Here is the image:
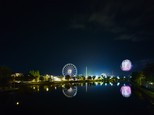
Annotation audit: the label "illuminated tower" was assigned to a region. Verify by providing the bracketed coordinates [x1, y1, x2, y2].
[86, 66, 88, 92]
[86, 66, 87, 80]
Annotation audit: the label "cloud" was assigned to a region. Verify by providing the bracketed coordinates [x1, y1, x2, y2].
[115, 30, 154, 42]
[88, 1, 118, 28]
[69, 0, 154, 42]
[114, 33, 145, 42]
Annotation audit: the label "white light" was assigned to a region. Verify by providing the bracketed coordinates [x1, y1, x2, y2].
[105, 83, 107, 86]
[109, 82, 113, 86]
[95, 75, 99, 79]
[149, 82, 153, 85]
[95, 82, 98, 86]
[46, 88, 49, 92]
[121, 59, 132, 71]
[100, 82, 103, 85]
[117, 82, 120, 86]
[16, 102, 19, 106]
[62, 86, 77, 98]
[117, 76, 120, 79]
[67, 88, 73, 92]
[62, 84, 65, 88]
[53, 77, 61, 81]
[55, 87, 57, 90]
[101, 73, 107, 78]
[68, 69, 72, 75]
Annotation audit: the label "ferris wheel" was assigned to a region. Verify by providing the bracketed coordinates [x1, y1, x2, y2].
[62, 63, 77, 77]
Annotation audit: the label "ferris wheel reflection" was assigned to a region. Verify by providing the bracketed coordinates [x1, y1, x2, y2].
[62, 84, 77, 98]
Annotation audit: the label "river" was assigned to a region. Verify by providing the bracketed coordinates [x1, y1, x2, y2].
[0, 82, 154, 115]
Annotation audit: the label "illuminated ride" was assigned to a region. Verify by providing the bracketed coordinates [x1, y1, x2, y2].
[62, 85, 77, 98]
[121, 59, 132, 71]
[62, 63, 77, 77]
[101, 73, 107, 78]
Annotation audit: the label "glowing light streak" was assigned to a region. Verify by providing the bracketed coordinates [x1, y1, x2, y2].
[117, 82, 120, 86]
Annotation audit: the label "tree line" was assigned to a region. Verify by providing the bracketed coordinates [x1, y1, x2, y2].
[131, 63, 154, 86]
[0, 66, 40, 85]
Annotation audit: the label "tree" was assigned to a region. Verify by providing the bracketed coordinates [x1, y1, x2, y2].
[98, 77, 101, 80]
[87, 76, 92, 80]
[142, 63, 154, 81]
[0, 66, 12, 85]
[65, 75, 70, 81]
[81, 76, 85, 80]
[92, 76, 96, 80]
[76, 76, 81, 80]
[29, 70, 40, 82]
[131, 71, 145, 86]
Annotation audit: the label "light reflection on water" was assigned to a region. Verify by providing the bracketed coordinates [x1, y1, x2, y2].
[28, 82, 128, 96]
[0, 82, 154, 115]
[62, 85, 77, 98]
[120, 85, 132, 98]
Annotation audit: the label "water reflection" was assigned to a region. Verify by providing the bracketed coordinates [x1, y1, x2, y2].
[120, 85, 132, 98]
[20, 82, 128, 93]
[16, 101, 19, 106]
[1, 82, 154, 115]
[0, 91, 21, 107]
[62, 84, 77, 98]
[27, 82, 128, 98]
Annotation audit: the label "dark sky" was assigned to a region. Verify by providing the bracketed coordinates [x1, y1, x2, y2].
[1, 0, 154, 76]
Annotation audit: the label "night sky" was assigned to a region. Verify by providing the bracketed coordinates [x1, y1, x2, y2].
[1, 0, 154, 76]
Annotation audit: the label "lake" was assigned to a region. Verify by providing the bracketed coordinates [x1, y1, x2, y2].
[0, 82, 154, 115]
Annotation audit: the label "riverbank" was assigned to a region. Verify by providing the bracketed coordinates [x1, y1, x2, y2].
[131, 82, 154, 105]
[11, 79, 108, 85]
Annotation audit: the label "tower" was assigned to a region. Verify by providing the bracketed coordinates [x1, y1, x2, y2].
[86, 66, 88, 92]
[86, 66, 87, 80]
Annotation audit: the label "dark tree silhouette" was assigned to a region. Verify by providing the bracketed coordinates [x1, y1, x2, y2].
[0, 66, 12, 85]
[143, 63, 154, 81]
[65, 75, 70, 81]
[87, 76, 92, 80]
[92, 76, 96, 80]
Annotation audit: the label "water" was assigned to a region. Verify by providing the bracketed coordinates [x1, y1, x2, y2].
[0, 82, 154, 115]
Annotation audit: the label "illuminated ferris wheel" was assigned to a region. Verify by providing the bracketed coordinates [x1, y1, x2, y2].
[62, 63, 77, 77]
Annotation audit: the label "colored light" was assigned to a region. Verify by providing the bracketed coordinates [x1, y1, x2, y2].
[121, 59, 132, 71]
[120, 86, 131, 98]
